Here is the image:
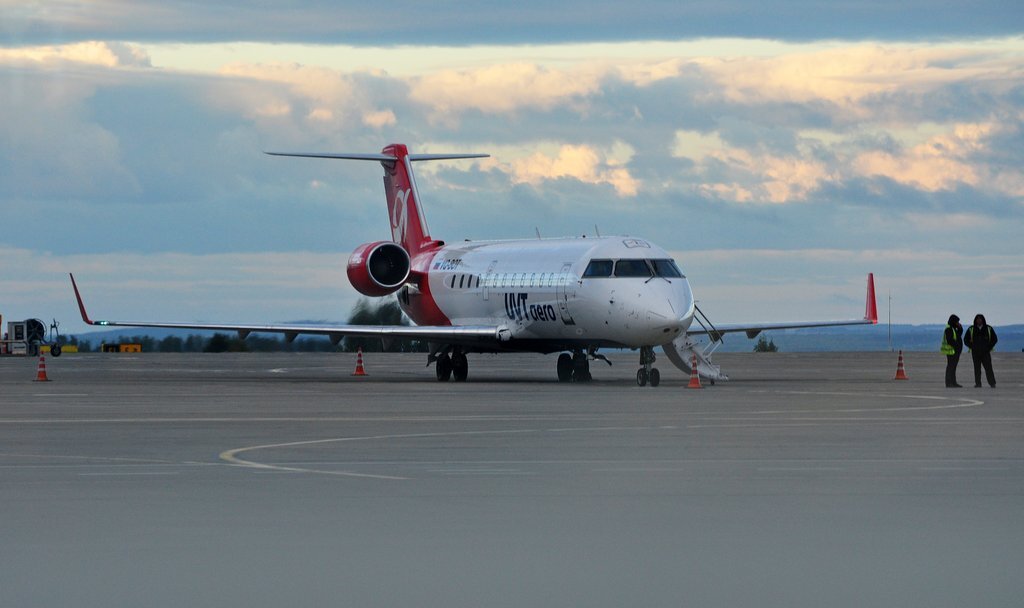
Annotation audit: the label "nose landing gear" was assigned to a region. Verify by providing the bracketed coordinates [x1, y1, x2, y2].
[636, 346, 660, 387]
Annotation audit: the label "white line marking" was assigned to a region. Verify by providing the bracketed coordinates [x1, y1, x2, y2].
[429, 469, 533, 476]
[753, 391, 984, 413]
[0, 452, 182, 464]
[0, 414, 613, 424]
[918, 467, 1012, 471]
[758, 467, 846, 472]
[593, 467, 694, 473]
[219, 426, 643, 480]
[79, 471, 181, 477]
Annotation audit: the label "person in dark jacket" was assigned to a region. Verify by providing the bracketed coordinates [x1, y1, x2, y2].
[964, 313, 998, 387]
[941, 314, 964, 387]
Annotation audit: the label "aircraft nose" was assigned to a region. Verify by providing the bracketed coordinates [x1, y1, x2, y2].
[646, 297, 685, 339]
[651, 279, 694, 325]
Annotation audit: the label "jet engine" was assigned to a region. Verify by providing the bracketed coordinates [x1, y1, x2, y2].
[346, 241, 411, 296]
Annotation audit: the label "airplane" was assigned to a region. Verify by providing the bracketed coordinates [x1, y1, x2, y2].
[71, 142, 877, 387]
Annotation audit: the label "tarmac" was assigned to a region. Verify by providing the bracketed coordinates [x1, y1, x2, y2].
[1, 350, 1022, 607]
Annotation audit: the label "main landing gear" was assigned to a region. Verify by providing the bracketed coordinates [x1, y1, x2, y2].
[556, 349, 611, 383]
[556, 352, 589, 382]
[636, 346, 660, 387]
[433, 348, 469, 382]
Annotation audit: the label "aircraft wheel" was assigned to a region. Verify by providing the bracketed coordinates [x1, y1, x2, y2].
[50, 344, 62, 357]
[636, 368, 648, 387]
[572, 356, 590, 382]
[452, 352, 468, 382]
[556, 353, 573, 382]
[649, 368, 660, 387]
[435, 354, 453, 382]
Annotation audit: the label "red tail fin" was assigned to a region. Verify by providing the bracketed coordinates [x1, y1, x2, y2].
[382, 144, 435, 254]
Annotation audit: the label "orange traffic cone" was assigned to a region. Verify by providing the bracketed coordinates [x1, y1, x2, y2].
[893, 350, 909, 380]
[352, 347, 368, 377]
[34, 355, 50, 382]
[686, 353, 703, 389]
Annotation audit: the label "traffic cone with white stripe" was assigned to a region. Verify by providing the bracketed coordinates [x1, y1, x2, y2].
[686, 353, 702, 389]
[893, 350, 909, 380]
[352, 347, 368, 377]
[34, 355, 50, 382]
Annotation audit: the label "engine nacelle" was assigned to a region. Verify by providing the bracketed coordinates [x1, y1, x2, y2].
[346, 241, 412, 297]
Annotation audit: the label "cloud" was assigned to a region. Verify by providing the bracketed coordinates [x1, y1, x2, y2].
[0, 41, 150, 67]
[410, 62, 602, 120]
[362, 109, 396, 128]
[673, 132, 834, 203]
[205, 62, 409, 144]
[693, 44, 1024, 124]
[852, 121, 1015, 193]
[4, 1, 1021, 46]
[487, 142, 639, 197]
[0, 61, 144, 200]
[900, 212, 995, 231]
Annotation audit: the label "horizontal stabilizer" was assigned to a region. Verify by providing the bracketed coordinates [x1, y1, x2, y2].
[265, 152, 489, 162]
[408, 154, 489, 162]
[265, 152, 397, 162]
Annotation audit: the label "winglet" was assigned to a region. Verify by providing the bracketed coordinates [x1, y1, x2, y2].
[70, 273, 96, 325]
[865, 273, 878, 323]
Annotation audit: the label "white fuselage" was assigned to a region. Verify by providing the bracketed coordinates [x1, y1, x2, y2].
[400, 236, 695, 350]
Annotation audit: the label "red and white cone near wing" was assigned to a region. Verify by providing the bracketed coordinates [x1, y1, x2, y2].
[686, 353, 703, 389]
[894, 350, 909, 380]
[34, 355, 50, 382]
[352, 347, 368, 377]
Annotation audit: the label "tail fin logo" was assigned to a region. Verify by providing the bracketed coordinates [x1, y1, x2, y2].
[391, 187, 410, 245]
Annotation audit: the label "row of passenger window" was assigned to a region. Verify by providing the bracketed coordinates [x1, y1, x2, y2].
[582, 258, 685, 278]
[446, 273, 574, 290]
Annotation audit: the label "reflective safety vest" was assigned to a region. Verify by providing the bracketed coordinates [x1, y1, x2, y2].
[940, 324, 958, 355]
[966, 325, 993, 350]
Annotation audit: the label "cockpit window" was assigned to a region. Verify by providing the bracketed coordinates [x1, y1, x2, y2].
[650, 259, 684, 278]
[583, 259, 613, 277]
[614, 259, 652, 277]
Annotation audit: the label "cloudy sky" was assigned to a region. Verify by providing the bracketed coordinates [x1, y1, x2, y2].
[2, 1, 1023, 337]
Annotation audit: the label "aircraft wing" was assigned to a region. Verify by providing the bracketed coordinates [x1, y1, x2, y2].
[687, 273, 878, 340]
[70, 274, 506, 346]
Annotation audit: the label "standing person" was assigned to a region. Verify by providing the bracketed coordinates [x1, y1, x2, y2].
[964, 314, 998, 388]
[941, 314, 964, 388]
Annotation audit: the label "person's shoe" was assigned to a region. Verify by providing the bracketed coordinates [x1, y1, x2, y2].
[975, 384, 982, 388]
[953, 384, 964, 388]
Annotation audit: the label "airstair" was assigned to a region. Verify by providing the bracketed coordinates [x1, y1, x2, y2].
[661, 304, 729, 382]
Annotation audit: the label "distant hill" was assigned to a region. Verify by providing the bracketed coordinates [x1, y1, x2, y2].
[70, 323, 1024, 353]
